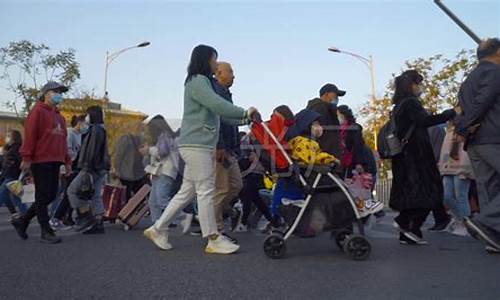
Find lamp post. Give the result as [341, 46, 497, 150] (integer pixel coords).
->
[104, 41, 151, 100]
[328, 46, 378, 149]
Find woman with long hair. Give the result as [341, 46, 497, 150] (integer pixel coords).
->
[67, 105, 111, 234]
[144, 115, 180, 223]
[144, 45, 258, 254]
[0, 130, 28, 217]
[390, 70, 456, 245]
[336, 104, 366, 178]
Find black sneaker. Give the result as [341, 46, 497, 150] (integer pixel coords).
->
[74, 212, 97, 232]
[230, 206, 242, 232]
[399, 233, 417, 245]
[221, 232, 239, 244]
[40, 230, 62, 244]
[464, 218, 500, 250]
[83, 222, 105, 235]
[11, 217, 28, 240]
[190, 228, 202, 236]
[428, 217, 453, 232]
[394, 220, 421, 243]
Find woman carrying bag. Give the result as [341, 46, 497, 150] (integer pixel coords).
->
[390, 70, 457, 245]
[67, 106, 111, 234]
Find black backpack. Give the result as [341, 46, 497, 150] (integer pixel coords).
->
[377, 99, 416, 159]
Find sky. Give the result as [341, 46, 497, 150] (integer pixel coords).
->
[1, 0, 499, 128]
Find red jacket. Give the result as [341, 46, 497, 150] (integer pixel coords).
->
[20, 101, 71, 165]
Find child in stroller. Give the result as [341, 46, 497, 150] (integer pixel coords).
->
[251, 106, 375, 260]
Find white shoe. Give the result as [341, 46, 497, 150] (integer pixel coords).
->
[450, 222, 468, 237]
[282, 198, 306, 207]
[181, 214, 194, 235]
[143, 226, 172, 250]
[205, 235, 240, 254]
[234, 223, 249, 233]
[364, 200, 384, 215]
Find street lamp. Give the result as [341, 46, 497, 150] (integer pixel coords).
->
[328, 46, 378, 149]
[103, 41, 151, 100]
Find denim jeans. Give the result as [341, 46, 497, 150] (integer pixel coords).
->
[443, 175, 471, 219]
[68, 170, 107, 216]
[154, 148, 218, 238]
[0, 177, 27, 214]
[148, 174, 175, 222]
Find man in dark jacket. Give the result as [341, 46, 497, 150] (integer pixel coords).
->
[212, 62, 245, 239]
[456, 38, 500, 252]
[306, 83, 346, 158]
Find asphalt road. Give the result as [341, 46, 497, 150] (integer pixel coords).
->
[0, 208, 498, 300]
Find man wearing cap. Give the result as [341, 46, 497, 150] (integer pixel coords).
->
[455, 38, 500, 253]
[306, 83, 346, 158]
[11, 81, 72, 244]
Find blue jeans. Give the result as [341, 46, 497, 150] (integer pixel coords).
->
[0, 177, 27, 214]
[148, 174, 175, 222]
[443, 175, 471, 219]
[68, 170, 107, 216]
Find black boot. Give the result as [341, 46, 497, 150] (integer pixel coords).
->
[11, 217, 29, 240]
[40, 229, 62, 244]
[74, 210, 97, 232]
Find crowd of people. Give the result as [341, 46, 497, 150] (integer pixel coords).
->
[1, 38, 499, 255]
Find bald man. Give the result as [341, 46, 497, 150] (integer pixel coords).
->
[211, 62, 244, 242]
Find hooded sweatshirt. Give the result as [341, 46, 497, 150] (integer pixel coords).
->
[20, 101, 71, 165]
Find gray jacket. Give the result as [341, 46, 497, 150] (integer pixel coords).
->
[456, 61, 500, 146]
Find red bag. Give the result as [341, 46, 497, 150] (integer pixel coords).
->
[103, 184, 127, 220]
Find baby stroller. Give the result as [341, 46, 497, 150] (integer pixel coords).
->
[250, 118, 371, 260]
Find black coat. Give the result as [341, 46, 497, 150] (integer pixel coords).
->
[339, 122, 365, 171]
[389, 97, 456, 211]
[77, 125, 111, 172]
[306, 98, 341, 158]
[2, 142, 22, 179]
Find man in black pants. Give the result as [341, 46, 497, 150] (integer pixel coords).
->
[11, 81, 72, 244]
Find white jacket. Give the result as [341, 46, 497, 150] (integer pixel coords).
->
[145, 142, 179, 179]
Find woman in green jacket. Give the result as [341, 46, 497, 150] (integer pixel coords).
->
[144, 45, 257, 254]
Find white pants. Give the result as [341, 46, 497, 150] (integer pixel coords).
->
[153, 148, 218, 238]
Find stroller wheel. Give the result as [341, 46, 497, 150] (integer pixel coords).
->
[263, 234, 286, 259]
[343, 235, 371, 261]
[333, 229, 352, 251]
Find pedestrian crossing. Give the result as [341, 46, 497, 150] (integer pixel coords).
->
[1, 207, 401, 240]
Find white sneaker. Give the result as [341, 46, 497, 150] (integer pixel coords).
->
[234, 223, 249, 233]
[205, 235, 240, 254]
[181, 214, 194, 235]
[143, 226, 172, 250]
[450, 222, 468, 237]
[364, 200, 384, 215]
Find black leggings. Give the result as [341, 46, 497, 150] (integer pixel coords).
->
[395, 208, 431, 238]
[240, 174, 273, 225]
[23, 162, 61, 232]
